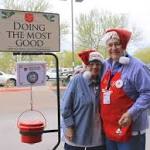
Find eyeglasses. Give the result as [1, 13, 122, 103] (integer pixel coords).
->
[89, 62, 102, 67]
[107, 41, 122, 48]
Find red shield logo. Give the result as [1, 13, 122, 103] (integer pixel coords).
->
[24, 13, 33, 23]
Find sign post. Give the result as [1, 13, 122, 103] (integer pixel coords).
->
[0, 9, 61, 149]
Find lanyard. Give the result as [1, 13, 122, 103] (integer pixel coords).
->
[106, 65, 124, 90]
[106, 71, 114, 90]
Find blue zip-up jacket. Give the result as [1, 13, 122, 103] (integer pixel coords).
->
[61, 73, 104, 147]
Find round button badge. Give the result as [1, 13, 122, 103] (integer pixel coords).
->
[115, 79, 123, 88]
[27, 71, 38, 84]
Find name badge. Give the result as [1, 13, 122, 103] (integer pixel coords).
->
[103, 91, 111, 104]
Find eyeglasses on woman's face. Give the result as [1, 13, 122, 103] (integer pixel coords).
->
[88, 61, 102, 77]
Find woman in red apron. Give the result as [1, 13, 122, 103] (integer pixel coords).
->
[100, 28, 150, 150]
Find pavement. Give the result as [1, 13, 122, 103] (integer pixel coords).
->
[0, 83, 149, 150]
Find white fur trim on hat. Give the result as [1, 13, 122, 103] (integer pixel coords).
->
[119, 56, 130, 64]
[101, 31, 120, 45]
[83, 70, 91, 80]
[89, 51, 104, 63]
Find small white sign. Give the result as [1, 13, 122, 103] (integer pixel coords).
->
[16, 61, 46, 86]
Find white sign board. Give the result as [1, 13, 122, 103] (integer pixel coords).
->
[16, 61, 46, 86]
[0, 9, 60, 52]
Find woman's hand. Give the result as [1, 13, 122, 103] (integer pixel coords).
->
[65, 127, 74, 141]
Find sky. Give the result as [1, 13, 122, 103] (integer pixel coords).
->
[48, 0, 150, 51]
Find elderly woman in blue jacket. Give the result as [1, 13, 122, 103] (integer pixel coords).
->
[61, 49, 106, 150]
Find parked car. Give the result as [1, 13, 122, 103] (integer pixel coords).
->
[0, 71, 16, 87]
[61, 66, 84, 82]
[147, 64, 150, 69]
[60, 70, 73, 82]
[46, 68, 57, 80]
[46, 68, 73, 81]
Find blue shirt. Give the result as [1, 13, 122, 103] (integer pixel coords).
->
[103, 55, 150, 131]
[61, 73, 104, 147]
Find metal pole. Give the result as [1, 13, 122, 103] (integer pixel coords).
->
[60, 0, 84, 71]
[13, 52, 61, 150]
[71, 0, 75, 71]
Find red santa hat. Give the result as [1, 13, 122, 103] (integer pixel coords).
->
[106, 28, 132, 49]
[78, 49, 103, 65]
[89, 51, 104, 63]
[78, 49, 96, 65]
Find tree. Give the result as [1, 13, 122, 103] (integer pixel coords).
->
[134, 48, 150, 64]
[75, 9, 142, 58]
[3, 0, 49, 11]
[0, 52, 16, 73]
[60, 23, 69, 41]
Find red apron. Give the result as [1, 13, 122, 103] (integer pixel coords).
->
[100, 69, 134, 142]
